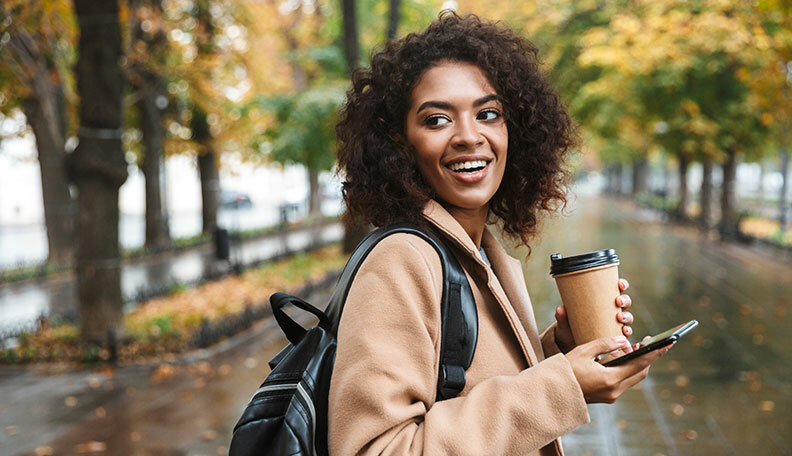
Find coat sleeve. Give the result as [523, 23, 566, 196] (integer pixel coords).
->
[540, 322, 563, 358]
[328, 235, 589, 456]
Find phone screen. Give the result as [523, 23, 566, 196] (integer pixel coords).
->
[601, 320, 698, 367]
[637, 320, 697, 348]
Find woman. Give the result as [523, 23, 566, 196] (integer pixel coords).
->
[329, 12, 671, 455]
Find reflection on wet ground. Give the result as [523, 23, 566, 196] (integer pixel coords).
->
[0, 288, 331, 456]
[0, 196, 789, 455]
[0, 222, 343, 333]
[513, 196, 792, 456]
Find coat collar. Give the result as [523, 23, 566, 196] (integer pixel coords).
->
[422, 200, 542, 366]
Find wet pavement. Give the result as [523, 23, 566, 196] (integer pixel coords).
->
[0, 222, 343, 334]
[516, 196, 792, 456]
[1, 195, 790, 455]
[0, 288, 330, 456]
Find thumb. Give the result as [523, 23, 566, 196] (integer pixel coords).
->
[580, 336, 628, 357]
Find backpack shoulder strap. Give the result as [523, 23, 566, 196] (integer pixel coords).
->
[325, 223, 478, 400]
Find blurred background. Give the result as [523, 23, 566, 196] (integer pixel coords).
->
[0, 0, 790, 455]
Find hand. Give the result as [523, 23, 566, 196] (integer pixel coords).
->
[554, 277, 636, 354]
[617, 278, 635, 343]
[565, 336, 673, 404]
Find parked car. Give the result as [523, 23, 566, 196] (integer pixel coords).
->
[219, 190, 253, 209]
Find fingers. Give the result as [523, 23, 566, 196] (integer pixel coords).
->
[622, 325, 633, 337]
[618, 278, 629, 292]
[581, 336, 630, 358]
[613, 343, 673, 377]
[555, 305, 568, 322]
[618, 311, 634, 325]
[617, 294, 632, 309]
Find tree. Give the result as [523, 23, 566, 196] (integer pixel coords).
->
[68, 0, 127, 344]
[388, 0, 400, 40]
[577, 0, 770, 229]
[339, 0, 371, 253]
[754, 0, 792, 234]
[0, 1, 75, 264]
[256, 85, 345, 218]
[128, 0, 171, 249]
[159, 0, 253, 235]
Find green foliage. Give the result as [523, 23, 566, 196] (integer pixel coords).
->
[253, 83, 345, 171]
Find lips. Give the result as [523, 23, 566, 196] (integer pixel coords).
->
[444, 155, 493, 173]
[443, 157, 492, 183]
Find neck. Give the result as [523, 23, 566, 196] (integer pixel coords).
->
[441, 202, 488, 249]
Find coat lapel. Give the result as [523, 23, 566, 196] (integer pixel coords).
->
[481, 230, 545, 363]
[422, 201, 541, 367]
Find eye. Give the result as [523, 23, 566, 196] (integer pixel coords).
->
[425, 115, 450, 127]
[477, 109, 501, 121]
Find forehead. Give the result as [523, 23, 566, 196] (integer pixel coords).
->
[410, 62, 497, 105]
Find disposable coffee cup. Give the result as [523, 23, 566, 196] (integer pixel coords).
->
[550, 249, 622, 345]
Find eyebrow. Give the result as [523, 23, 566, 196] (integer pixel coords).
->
[416, 94, 499, 114]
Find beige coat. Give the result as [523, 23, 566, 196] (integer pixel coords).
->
[329, 200, 590, 455]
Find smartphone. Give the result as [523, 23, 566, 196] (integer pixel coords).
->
[602, 320, 698, 367]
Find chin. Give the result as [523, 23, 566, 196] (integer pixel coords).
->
[442, 192, 495, 212]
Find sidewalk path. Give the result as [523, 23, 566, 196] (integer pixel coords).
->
[518, 196, 792, 456]
[0, 221, 343, 334]
[1, 196, 790, 455]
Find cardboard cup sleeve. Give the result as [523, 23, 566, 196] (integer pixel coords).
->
[553, 263, 622, 345]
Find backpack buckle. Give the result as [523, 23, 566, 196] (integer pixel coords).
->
[437, 364, 466, 400]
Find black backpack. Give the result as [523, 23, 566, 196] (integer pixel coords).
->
[229, 223, 479, 456]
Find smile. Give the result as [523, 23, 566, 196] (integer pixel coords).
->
[444, 159, 492, 183]
[447, 160, 489, 173]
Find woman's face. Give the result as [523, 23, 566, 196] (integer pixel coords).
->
[405, 61, 508, 215]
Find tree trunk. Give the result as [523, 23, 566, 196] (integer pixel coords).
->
[700, 156, 713, 228]
[68, 0, 128, 346]
[757, 159, 765, 199]
[190, 108, 219, 235]
[719, 147, 739, 238]
[631, 157, 648, 196]
[130, 0, 170, 250]
[387, 0, 400, 40]
[24, 76, 74, 265]
[308, 168, 321, 218]
[676, 155, 689, 220]
[137, 87, 170, 249]
[198, 151, 219, 235]
[6, 17, 75, 265]
[614, 163, 624, 195]
[779, 147, 789, 235]
[660, 152, 670, 200]
[340, 0, 369, 252]
[606, 165, 618, 194]
[341, 0, 359, 75]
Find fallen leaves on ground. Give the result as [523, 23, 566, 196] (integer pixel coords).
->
[1, 244, 347, 364]
[34, 446, 55, 456]
[759, 400, 775, 412]
[75, 441, 107, 454]
[151, 364, 178, 382]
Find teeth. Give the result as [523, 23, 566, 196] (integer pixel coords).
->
[448, 160, 488, 171]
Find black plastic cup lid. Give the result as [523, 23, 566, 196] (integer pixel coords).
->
[550, 249, 619, 276]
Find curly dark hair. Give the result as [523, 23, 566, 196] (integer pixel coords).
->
[335, 11, 576, 248]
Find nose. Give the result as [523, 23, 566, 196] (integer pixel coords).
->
[451, 116, 484, 149]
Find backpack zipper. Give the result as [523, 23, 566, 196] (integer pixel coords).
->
[251, 382, 298, 401]
[296, 382, 318, 456]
